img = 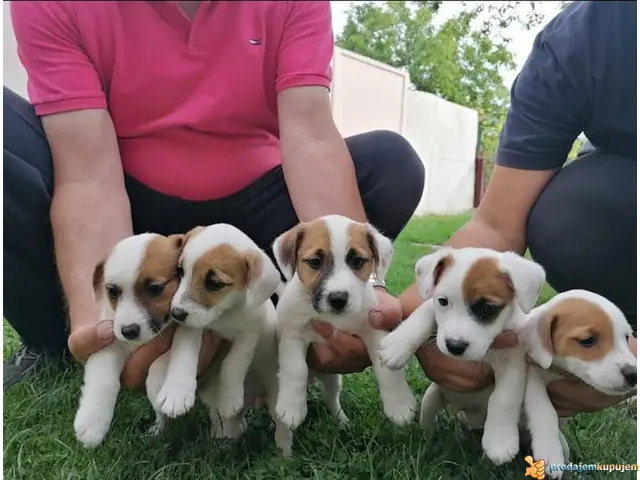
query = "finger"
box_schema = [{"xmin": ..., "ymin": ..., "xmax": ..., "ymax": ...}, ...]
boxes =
[
  {"xmin": 311, "ymin": 320, "xmax": 336, "ymax": 339},
  {"xmin": 369, "ymin": 304, "xmax": 403, "ymax": 331},
  {"xmin": 196, "ymin": 331, "xmax": 223, "ymax": 377},
  {"xmin": 121, "ymin": 324, "xmax": 177, "ymax": 390},
  {"xmin": 68, "ymin": 320, "xmax": 115, "ymax": 361},
  {"xmin": 491, "ymin": 330, "xmax": 519, "ymax": 349}
]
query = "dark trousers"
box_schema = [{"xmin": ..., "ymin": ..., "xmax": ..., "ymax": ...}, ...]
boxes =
[
  {"xmin": 527, "ymin": 148, "xmax": 637, "ymax": 328},
  {"xmin": 3, "ymin": 87, "xmax": 426, "ymax": 354}
]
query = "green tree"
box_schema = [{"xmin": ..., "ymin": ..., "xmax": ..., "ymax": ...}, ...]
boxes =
[{"xmin": 337, "ymin": 1, "xmax": 551, "ymax": 158}]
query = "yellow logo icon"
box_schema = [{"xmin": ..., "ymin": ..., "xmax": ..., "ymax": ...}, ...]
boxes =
[{"xmin": 525, "ymin": 456, "xmax": 546, "ymax": 479}]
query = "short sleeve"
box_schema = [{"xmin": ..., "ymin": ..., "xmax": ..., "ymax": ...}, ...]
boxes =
[
  {"xmin": 495, "ymin": 4, "xmax": 594, "ymax": 171},
  {"xmin": 275, "ymin": 1, "xmax": 334, "ymax": 93},
  {"xmin": 10, "ymin": 1, "xmax": 107, "ymax": 116}
]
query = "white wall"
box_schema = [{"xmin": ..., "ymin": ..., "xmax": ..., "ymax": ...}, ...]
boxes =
[{"xmin": 3, "ymin": 1, "xmax": 27, "ymax": 98}]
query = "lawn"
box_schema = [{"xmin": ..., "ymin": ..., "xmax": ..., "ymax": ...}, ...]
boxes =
[{"xmin": 3, "ymin": 214, "xmax": 637, "ymax": 479}]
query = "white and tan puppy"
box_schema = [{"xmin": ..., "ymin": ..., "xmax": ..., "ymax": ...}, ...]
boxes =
[
  {"xmin": 73, "ymin": 233, "xmax": 183, "ymax": 447},
  {"xmin": 518, "ymin": 290, "xmax": 637, "ymax": 478},
  {"xmin": 378, "ymin": 247, "xmax": 546, "ymax": 465},
  {"xmin": 273, "ymin": 214, "xmax": 417, "ymax": 431},
  {"xmin": 151, "ymin": 224, "xmax": 294, "ymax": 455}
]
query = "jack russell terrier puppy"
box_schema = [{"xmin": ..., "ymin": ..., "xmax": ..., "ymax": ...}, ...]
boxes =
[
  {"xmin": 73, "ymin": 233, "xmax": 184, "ymax": 447},
  {"xmin": 272, "ymin": 214, "xmax": 417, "ymax": 431},
  {"xmin": 518, "ymin": 289, "xmax": 637, "ymax": 479},
  {"xmin": 150, "ymin": 224, "xmax": 294, "ymax": 456},
  {"xmin": 378, "ymin": 247, "xmax": 546, "ymax": 465}
]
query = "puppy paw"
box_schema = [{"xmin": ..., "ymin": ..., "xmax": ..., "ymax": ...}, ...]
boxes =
[
  {"xmin": 378, "ymin": 335, "xmax": 413, "ymax": 371},
  {"xmin": 156, "ymin": 379, "xmax": 197, "ymax": 418},
  {"xmin": 215, "ymin": 386, "xmax": 245, "ymax": 420},
  {"xmin": 419, "ymin": 409, "xmax": 438, "ymax": 431},
  {"xmin": 482, "ymin": 423, "xmax": 519, "ymax": 465},
  {"xmin": 74, "ymin": 407, "xmax": 111, "ymax": 448},
  {"xmin": 275, "ymin": 397, "xmax": 308, "ymax": 430},
  {"xmin": 336, "ymin": 409, "xmax": 350, "ymax": 425},
  {"xmin": 383, "ymin": 389, "xmax": 417, "ymax": 425},
  {"xmin": 222, "ymin": 418, "xmax": 247, "ymax": 439}
]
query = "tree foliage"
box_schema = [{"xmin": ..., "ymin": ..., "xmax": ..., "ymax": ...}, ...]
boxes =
[{"xmin": 336, "ymin": 1, "xmax": 553, "ymax": 157}]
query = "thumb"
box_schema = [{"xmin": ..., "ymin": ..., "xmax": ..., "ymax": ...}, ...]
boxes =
[
  {"xmin": 524, "ymin": 455, "xmax": 533, "ymax": 466},
  {"xmin": 68, "ymin": 320, "xmax": 115, "ymax": 361},
  {"xmin": 311, "ymin": 320, "xmax": 335, "ymax": 339}
]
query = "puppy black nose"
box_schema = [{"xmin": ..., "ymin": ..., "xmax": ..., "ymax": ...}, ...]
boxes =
[
  {"xmin": 120, "ymin": 323, "xmax": 140, "ymax": 340},
  {"xmin": 171, "ymin": 307, "xmax": 188, "ymax": 322},
  {"xmin": 327, "ymin": 291, "xmax": 349, "ymax": 311},
  {"xmin": 445, "ymin": 339, "xmax": 469, "ymax": 356},
  {"xmin": 621, "ymin": 365, "xmax": 637, "ymax": 387}
]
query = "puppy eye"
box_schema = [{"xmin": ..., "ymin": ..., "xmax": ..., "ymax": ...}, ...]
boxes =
[
  {"xmin": 577, "ymin": 336, "xmax": 597, "ymax": 347},
  {"xmin": 348, "ymin": 255, "xmax": 367, "ymax": 271},
  {"xmin": 147, "ymin": 283, "xmax": 165, "ymax": 297},
  {"xmin": 176, "ymin": 264, "xmax": 184, "ymax": 278},
  {"xmin": 304, "ymin": 258, "xmax": 323, "ymax": 270},
  {"xmin": 204, "ymin": 272, "xmax": 226, "ymax": 291},
  {"xmin": 479, "ymin": 303, "xmax": 500, "ymax": 319},
  {"xmin": 436, "ymin": 296, "xmax": 449, "ymax": 307},
  {"xmin": 105, "ymin": 284, "xmax": 121, "ymax": 301}
]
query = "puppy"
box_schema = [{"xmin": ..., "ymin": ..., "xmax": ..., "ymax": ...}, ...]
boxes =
[
  {"xmin": 150, "ymin": 224, "xmax": 294, "ymax": 455},
  {"xmin": 272, "ymin": 214, "xmax": 417, "ymax": 431},
  {"xmin": 518, "ymin": 289, "xmax": 637, "ymax": 478},
  {"xmin": 73, "ymin": 233, "xmax": 183, "ymax": 447},
  {"xmin": 378, "ymin": 247, "xmax": 546, "ymax": 465}
]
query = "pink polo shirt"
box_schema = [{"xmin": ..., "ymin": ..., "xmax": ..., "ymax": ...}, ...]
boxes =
[{"xmin": 11, "ymin": 1, "xmax": 334, "ymax": 201}]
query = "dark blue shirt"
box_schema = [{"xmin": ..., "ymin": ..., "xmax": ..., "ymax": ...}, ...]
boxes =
[{"xmin": 496, "ymin": 1, "xmax": 637, "ymax": 170}]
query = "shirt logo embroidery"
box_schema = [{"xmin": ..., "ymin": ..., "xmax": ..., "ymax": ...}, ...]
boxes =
[{"xmin": 249, "ymin": 39, "xmax": 262, "ymax": 46}]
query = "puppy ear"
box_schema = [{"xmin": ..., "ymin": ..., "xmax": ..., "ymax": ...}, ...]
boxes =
[
  {"xmin": 168, "ymin": 234, "xmax": 186, "ymax": 252},
  {"xmin": 246, "ymin": 251, "xmax": 282, "ymax": 307},
  {"xmin": 518, "ymin": 307, "xmax": 557, "ymax": 369},
  {"xmin": 365, "ymin": 223, "xmax": 394, "ymax": 282},
  {"xmin": 272, "ymin": 224, "xmax": 304, "ymax": 281},
  {"xmin": 92, "ymin": 261, "xmax": 105, "ymax": 301},
  {"xmin": 499, "ymin": 252, "xmax": 546, "ymax": 313},
  {"xmin": 414, "ymin": 247, "xmax": 455, "ymax": 300},
  {"xmin": 184, "ymin": 226, "xmax": 205, "ymax": 245}
]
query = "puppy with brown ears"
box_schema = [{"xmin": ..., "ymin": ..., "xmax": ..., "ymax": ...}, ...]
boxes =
[
  {"xmin": 272, "ymin": 214, "xmax": 417, "ymax": 431},
  {"xmin": 518, "ymin": 290, "xmax": 637, "ymax": 479},
  {"xmin": 378, "ymin": 247, "xmax": 546, "ymax": 465},
  {"xmin": 73, "ymin": 233, "xmax": 184, "ymax": 448},
  {"xmin": 151, "ymin": 224, "xmax": 294, "ymax": 455}
]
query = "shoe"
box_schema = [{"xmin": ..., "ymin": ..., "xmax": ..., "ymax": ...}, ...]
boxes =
[{"xmin": 3, "ymin": 344, "xmax": 45, "ymax": 392}]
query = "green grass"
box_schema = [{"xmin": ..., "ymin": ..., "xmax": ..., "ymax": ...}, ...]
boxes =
[{"xmin": 3, "ymin": 214, "xmax": 636, "ymax": 479}]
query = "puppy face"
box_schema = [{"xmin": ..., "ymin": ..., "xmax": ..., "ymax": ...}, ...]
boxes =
[
  {"xmin": 93, "ymin": 233, "xmax": 184, "ymax": 343},
  {"xmin": 171, "ymin": 224, "xmax": 281, "ymax": 328},
  {"xmin": 519, "ymin": 290, "xmax": 636, "ymax": 396},
  {"xmin": 272, "ymin": 215, "xmax": 393, "ymax": 316},
  {"xmin": 414, "ymin": 247, "xmax": 545, "ymax": 361}
]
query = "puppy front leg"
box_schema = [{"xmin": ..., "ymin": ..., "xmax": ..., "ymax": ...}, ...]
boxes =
[
  {"xmin": 275, "ymin": 334, "xmax": 310, "ymax": 430},
  {"xmin": 481, "ymin": 352, "xmax": 526, "ymax": 465},
  {"xmin": 525, "ymin": 367, "xmax": 565, "ymax": 479},
  {"xmin": 378, "ymin": 299, "xmax": 435, "ymax": 370},
  {"xmin": 157, "ymin": 325, "xmax": 203, "ymax": 418},
  {"xmin": 74, "ymin": 344, "xmax": 127, "ymax": 448},
  {"xmin": 363, "ymin": 329, "xmax": 416, "ymax": 425},
  {"xmin": 214, "ymin": 332, "xmax": 260, "ymax": 420}
]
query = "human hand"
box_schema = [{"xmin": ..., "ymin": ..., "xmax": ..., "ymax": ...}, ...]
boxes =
[
  {"xmin": 306, "ymin": 288, "xmax": 403, "ymax": 374},
  {"xmin": 544, "ymin": 335, "xmax": 637, "ymax": 417},
  {"xmin": 415, "ymin": 330, "xmax": 519, "ymax": 391},
  {"xmin": 68, "ymin": 319, "xmax": 225, "ymax": 391}
]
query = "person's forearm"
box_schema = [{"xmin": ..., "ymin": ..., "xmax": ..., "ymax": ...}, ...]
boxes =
[
  {"xmin": 51, "ymin": 182, "xmax": 132, "ymax": 329},
  {"xmin": 281, "ymin": 137, "xmax": 367, "ymax": 223},
  {"xmin": 446, "ymin": 217, "xmax": 525, "ymax": 254}
]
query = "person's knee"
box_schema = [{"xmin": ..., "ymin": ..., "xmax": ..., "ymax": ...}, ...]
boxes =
[
  {"xmin": 526, "ymin": 152, "xmax": 636, "ymax": 316},
  {"xmin": 359, "ymin": 130, "xmax": 426, "ymax": 216}
]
